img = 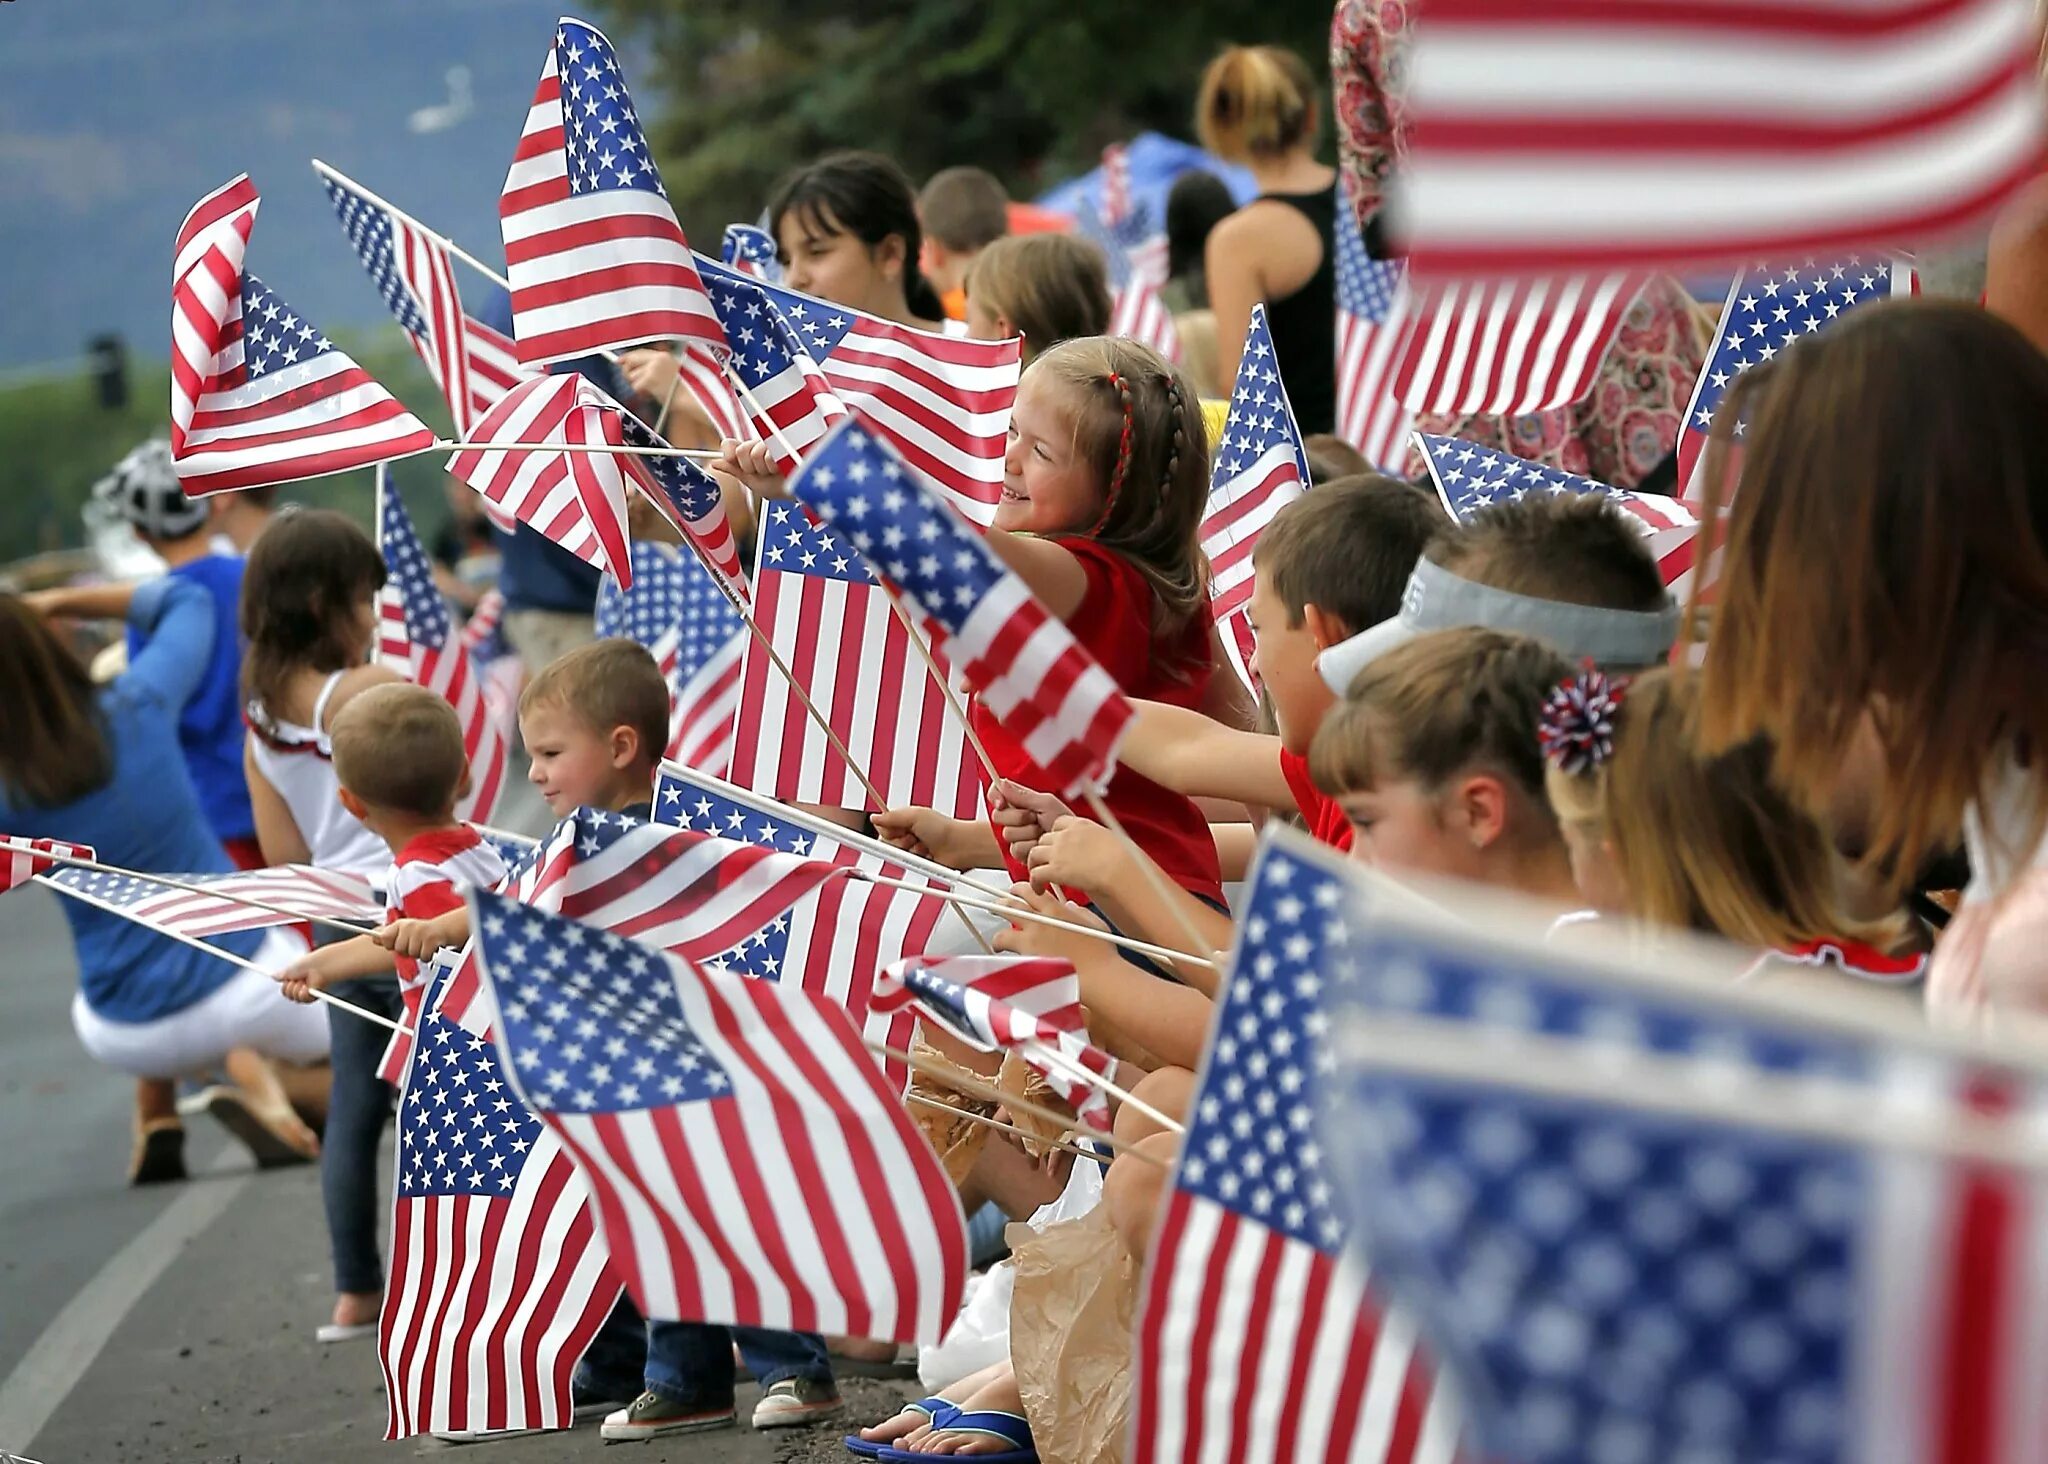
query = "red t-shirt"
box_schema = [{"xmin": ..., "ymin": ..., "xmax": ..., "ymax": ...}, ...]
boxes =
[
  {"xmin": 1280, "ymin": 747, "xmax": 1354, "ymax": 852},
  {"xmin": 970, "ymin": 539, "xmax": 1225, "ymax": 903}
]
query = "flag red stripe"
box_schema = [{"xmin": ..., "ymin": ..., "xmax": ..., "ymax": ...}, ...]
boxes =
[{"xmin": 1424, "ymin": 0, "xmax": 1987, "ymax": 37}]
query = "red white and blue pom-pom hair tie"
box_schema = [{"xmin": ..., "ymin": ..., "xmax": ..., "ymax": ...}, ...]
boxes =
[{"xmin": 1538, "ymin": 664, "xmax": 1631, "ymax": 775}]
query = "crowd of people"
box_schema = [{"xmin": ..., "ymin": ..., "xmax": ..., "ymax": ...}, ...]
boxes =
[{"xmin": 4, "ymin": 16, "xmax": 2048, "ymax": 1461}]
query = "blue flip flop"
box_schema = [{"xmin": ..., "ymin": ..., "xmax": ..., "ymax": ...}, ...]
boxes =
[
  {"xmin": 844, "ymin": 1397, "xmax": 959, "ymax": 1458},
  {"xmin": 876, "ymin": 1408, "xmax": 1036, "ymax": 1463}
]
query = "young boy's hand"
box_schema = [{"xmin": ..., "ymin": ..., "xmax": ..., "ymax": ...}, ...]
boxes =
[
  {"xmin": 708, "ymin": 438, "xmax": 788, "ymax": 500},
  {"xmin": 873, "ymin": 807, "xmax": 980, "ymax": 870},
  {"xmin": 371, "ymin": 908, "xmax": 469, "ymax": 961},
  {"xmin": 994, "ymin": 883, "xmax": 1111, "ymax": 968},
  {"xmin": 1026, "ymin": 815, "xmax": 1130, "ymax": 900},
  {"xmin": 990, "ymin": 780, "xmax": 1070, "ymax": 865},
  {"xmin": 275, "ymin": 952, "xmax": 330, "ymax": 1005}
]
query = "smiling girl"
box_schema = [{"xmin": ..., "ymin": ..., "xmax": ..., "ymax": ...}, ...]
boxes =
[{"xmin": 765, "ymin": 150, "xmax": 949, "ymax": 330}]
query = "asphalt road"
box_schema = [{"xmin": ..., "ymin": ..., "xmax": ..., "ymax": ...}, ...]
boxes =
[{"xmin": 0, "ymin": 848, "xmax": 912, "ymax": 1464}]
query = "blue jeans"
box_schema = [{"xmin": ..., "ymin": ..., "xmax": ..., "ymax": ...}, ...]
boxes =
[
  {"xmin": 576, "ymin": 1293, "xmax": 834, "ymax": 1408},
  {"xmin": 321, "ymin": 977, "xmax": 400, "ymax": 1294}
]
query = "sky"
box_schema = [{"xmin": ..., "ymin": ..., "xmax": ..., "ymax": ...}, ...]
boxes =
[{"xmin": 0, "ymin": 0, "xmax": 585, "ymax": 371}]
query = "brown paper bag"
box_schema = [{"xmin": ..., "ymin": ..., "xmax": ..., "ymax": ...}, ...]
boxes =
[{"xmin": 1008, "ymin": 1206, "xmax": 1139, "ymax": 1464}]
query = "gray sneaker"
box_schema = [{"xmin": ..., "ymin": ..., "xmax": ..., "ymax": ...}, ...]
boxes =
[
  {"xmin": 750, "ymin": 1377, "xmax": 843, "ymax": 1429},
  {"xmin": 600, "ymin": 1390, "xmax": 736, "ymax": 1442}
]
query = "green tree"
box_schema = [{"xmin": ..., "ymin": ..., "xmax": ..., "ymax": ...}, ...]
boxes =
[{"xmin": 597, "ymin": 0, "xmax": 1335, "ymax": 238}]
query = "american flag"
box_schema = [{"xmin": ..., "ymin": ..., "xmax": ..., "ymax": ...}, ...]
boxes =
[
  {"xmin": 722, "ymin": 222, "xmax": 782, "ymax": 283},
  {"xmin": 1394, "ymin": 0, "xmax": 2048, "ymax": 278},
  {"xmin": 671, "ymin": 343, "xmax": 752, "ymax": 446},
  {"xmin": 618, "ymin": 413, "xmax": 748, "ymax": 598},
  {"xmin": 1417, "ymin": 434, "xmax": 1700, "ymax": 600},
  {"xmin": 379, "ymin": 963, "xmax": 619, "ymax": 1439},
  {"xmin": 698, "ymin": 254, "xmax": 1020, "ymax": 523},
  {"xmin": 1332, "ymin": 183, "xmax": 1413, "ymax": 474},
  {"xmin": 703, "ymin": 270, "xmax": 850, "ymax": 469},
  {"xmin": 1677, "ymin": 258, "xmax": 1914, "ymax": 498},
  {"xmin": 445, "ymin": 372, "xmax": 635, "ymax": 588},
  {"xmin": 1132, "ymin": 836, "xmax": 1448, "ymax": 1464},
  {"xmin": 469, "ymin": 887, "xmax": 969, "ymax": 1341},
  {"xmin": 375, "ymin": 472, "xmax": 509, "ymax": 824},
  {"xmin": 499, "ymin": 18, "xmax": 724, "ymax": 367},
  {"xmin": 595, "ymin": 542, "xmax": 744, "ymax": 774},
  {"xmin": 1205, "ymin": 303, "xmax": 1312, "ymax": 625},
  {"xmin": 1099, "ymin": 143, "xmax": 1134, "ymax": 229},
  {"xmin": 791, "ymin": 417, "xmax": 1132, "ymax": 798},
  {"xmin": 1, "ymin": 836, "xmax": 96, "ymax": 894},
  {"xmin": 1073, "ymin": 184, "xmax": 1181, "ymax": 364},
  {"xmin": 459, "ymin": 587, "xmax": 508, "ymax": 661},
  {"xmin": 729, "ymin": 500, "xmax": 983, "ymax": 817},
  {"xmin": 1391, "ymin": 272, "xmax": 1644, "ymax": 418},
  {"xmin": 322, "ymin": 171, "xmax": 531, "ymax": 435},
  {"xmin": 874, "ymin": 955, "xmax": 1114, "ymax": 1132},
  {"xmin": 653, "ymin": 766, "xmax": 945, "ymax": 1096},
  {"xmin": 169, "ymin": 177, "xmax": 435, "ymax": 496},
  {"xmin": 36, "ymin": 862, "xmax": 379, "ymax": 938},
  {"xmin": 1317, "ymin": 874, "xmax": 2048, "ymax": 1464}
]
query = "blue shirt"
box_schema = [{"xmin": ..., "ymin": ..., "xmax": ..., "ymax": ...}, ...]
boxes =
[
  {"xmin": 127, "ymin": 554, "xmax": 255, "ymax": 843},
  {"xmin": 5, "ymin": 578, "xmax": 260, "ymax": 1022}
]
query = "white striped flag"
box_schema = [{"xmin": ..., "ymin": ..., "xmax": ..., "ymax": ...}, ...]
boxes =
[
  {"xmin": 1332, "ymin": 182, "xmax": 1414, "ymax": 474},
  {"xmin": 1132, "ymin": 834, "xmax": 1450, "ymax": 1464},
  {"xmin": 596, "ymin": 542, "xmax": 745, "ymax": 775},
  {"xmin": 1391, "ymin": 271, "xmax": 1646, "ymax": 418},
  {"xmin": 729, "ymin": 500, "xmax": 983, "ymax": 817},
  {"xmin": 618, "ymin": 414, "xmax": 748, "ymax": 598},
  {"xmin": 499, "ymin": 17, "xmax": 725, "ymax": 368},
  {"xmin": 469, "ymin": 887, "xmax": 969, "ymax": 1341},
  {"xmin": 875, "ymin": 955, "xmax": 1115, "ymax": 1132},
  {"xmin": 444, "ymin": 372, "xmax": 635, "ymax": 588},
  {"xmin": 703, "ymin": 271, "xmax": 850, "ymax": 470},
  {"xmin": 1417, "ymin": 433, "xmax": 1701, "ymax": 599},
  {"xmin": 1, "ymin": 836, "xmax": 96, "ymax": 894},
  {"xmin": 722, "ymin": 223, "xmax": 783, "ymax": 283},
  {"xmin": 379, "ymin": 961, "xmax": 620, "ymax": 1439},
  {"xmin": 1677, "ymin": 256, "xmax": 1914, "ymax": 499},
  {"xmin": 1394, "ymin": 0, "xmax": 2048, "ymax": 279},
  {"xmin": 790, "ymin": 417, "xmax": 1134, "ymax": 799},
  {"xmin": 698, "ymin": 254, "xmax": 1020, "ymax": 523},
  {"xmin": 169, "ymin": 176, "xmax": 435, "ymax": 495},
  {"xmin": 1205, "ymin": 303, "xmax": 1312, "ymax": 625},
  {"xmin": 375, "ymin": 472, "xmax": 510, "ymax": 824},
  {"xmin": 35, "ymin": 862, "xmax": 379, "ymax": 938},
  {"xmin": 653, "ymin": 767, "xmax": 948, "ymax": 1097}
]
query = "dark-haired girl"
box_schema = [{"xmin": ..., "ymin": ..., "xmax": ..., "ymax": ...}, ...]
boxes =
[{"xmin": 767, "ymin": 150, "xmax": 950, "ymax": 330}]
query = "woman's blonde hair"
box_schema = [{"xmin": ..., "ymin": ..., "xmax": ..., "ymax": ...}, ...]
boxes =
[
  {"xmin": 1552, "ymin": 669, "xmax": 1888, "ymax": 950},
  {"xmin": 1025, "ymin": 336, "xmax": 1211, "ymax": 658},
  {"xmin": 1196, "ymin": 45, "xmax": 1318, "ymax": 162},
  {"xmin": 966, "ymin": 235, "xmax": 1112, "ymax": 364}
]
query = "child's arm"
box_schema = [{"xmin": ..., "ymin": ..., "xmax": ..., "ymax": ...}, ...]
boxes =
[
  {"xmin": 871, "ymin": 806, "xmax": 1003, "ymax": 871},
  {"xmin": 244, "ymin": 739, "xmax": 314, "ymax": 867},
  {"xmin": 372, "ymin": 906, "xmax": 471, "ymax": 961},
  {"xmin": 275, "ymin": 934, "xmax": 395, "ymax": 1004},
  {"xmin": 24, "ymin": 581, "xmax": 140, "ymax": 622},
  {"xmin": 994, "ymin": 888, "xmax": 1214, "ymax": 1072},
  {"xmin": 1116, "ymin": 698, "xmax": 1295, "ymax": 810},
  {"xmin": 1024, "ymin": 816, "xmax": 1232, "ymax": 992}
]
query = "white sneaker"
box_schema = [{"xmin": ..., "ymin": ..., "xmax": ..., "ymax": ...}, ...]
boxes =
[
  {"xmin": 429, "ymin": 1427, "xmax": 541, "ymax": 1444},
  {"xmin": 750, "ymin": 1378, "xmax": 843, "ymax": 1429}
]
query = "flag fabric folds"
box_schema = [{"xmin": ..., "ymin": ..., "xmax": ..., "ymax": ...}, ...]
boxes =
[
  {"xmin": 617, "ymin": 414, "xmax": 749, "ymax": 599},
  {"xmin": 499, "ymin": 17, "xmax": 724, "ymax": 366},
  {"xmin": 469, "ymin": 888, "xmax": 969, "ymax": 1341},
  {"xmin": 1074, "ymin": 171, "xmax": 1182, "ymax": 364},
  {"xmin": 169, "ymin": 176, "xmax": 434, "ymax": 495},
  {"xmin": 1332, "ymin": 183, "xmax": 1415, "ymax": 474},
  {"xmin": 595, "ymin": 542, "xmax": 745, "ymax": 775},
  {"xmin": 1204, "ymin": 303, "xmax": 1312, "ymax": 627},
  {"xmin": 41, "ymin": 863, "xmax": 380, "ymax": 939},
  {"xmin": 1, "ymin": 836, "xmax": 97, "ymax": 895},
  {"xmin": 1390, "ymin": 272, "xmax": 1645, "ymax": 419},
  {"xmin": 788, "ymin": 417, "xmax": 1133, "ymax": 799},
  {"xmin": 703, "ymin": 271, "xmax": 851, "ymax": 470},
  {"xmin": 379, "ymin": 962, "xmax": 619, "ymax": 1438},
  {"xmin": 375, "ymin": 473, "xmax": 510, "ymax": 824},
  {"xmin": 1394, "ymin": 0, "xmax": 2048, "ymax": 278}
]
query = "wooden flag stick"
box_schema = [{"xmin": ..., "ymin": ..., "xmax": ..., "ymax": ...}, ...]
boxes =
[
  {"xmin": 904, "ymin": 1093, "xmax": 1102, "ymax": 1164},
  {"xmin": 10, "ymin": 841, "xmax": 373, "ymax": 941},
  {"xmin": 39, "ymin": 878, "xmax": 407, "ymax": 1035},
  {"xmin": 876, "ymin": 1038, "xmax": 1165, "ymax": 1168},
  {"xmin": 312, "ymin": 159, "xmax": 508, "ymax": 295},
  {"xmin": 437, "ymin": 437, "xmax": 721, "ymax": 462}
]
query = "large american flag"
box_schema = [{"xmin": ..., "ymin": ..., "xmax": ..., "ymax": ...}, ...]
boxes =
[
  {"xmin": 169, "ymin": 177, "xmax": 434, "ymax": 496},
  {"xmin": 36, "ymin": 862, "xmax": 379, "ymax": 938},
  {"xmin": 653, "ymin": 766, "xmax": 944, "ymax": 1097},
  {"xmin": 791, "ymin": 417, "xmax": 1132, "ymax": 799},
  {"xmin": 1394, "ymin": 0, "xmax": 2048, "ymax": 279},
  {"xmin": 1417, "ymin": 434, "xmax": 1700, "ymax": 600},
  {"xmin": 1319, "ymin": 873, "xmax": 2048, "ymax": 1464},
  {"xmin": 499, "ymin": 18, "xmax": 724, "ymax": 367},
  {"xmin": 375, "ymin": 472, "xmax": 509, "ymax": 823},
  {"xmin": 1133, "ymin": 836, "xmax": 1448, "ymax": 1464},
  {"xmin": 470, "ymin": 887, "xmax": 969, "ymax": 1341},
  {"xmin": 729, "ymin": 500, "xmax": 982, "ymax": 817},
  {"xmin": 1677, "ymin": 257, "xmax": 1914, "ymax": 498},
  {"xmin": 722, "ymin": 223, "xmax": 782, "ymax": 283},
  {"xmin": 698, "ymin": 254, "xmax": 1020, "ymax": 523},
  {"xmin": 1332, "ymin": 185, "xmax": 1413, "ymax": 474},
  {"xmin": 1, "ymin": 836, "xmax": 96, "ymax": 895},
  {"xmin": 445, "ymin": 372, "xmax": 636, "ymax": 588},
  {"xmin": 1205, "ymin": 303, "xmax": 1312, "ymax": 627},
  {"xmin": 595, "ymin": 541, "xmax": 744, "ymax": 775},
  {"xmin": 322, "ymin": 171, "xmax": 530, "ymax": 435},
  {"xmin": 379, "ymin": 964, "xmax": 619, "ymax": 1439}
]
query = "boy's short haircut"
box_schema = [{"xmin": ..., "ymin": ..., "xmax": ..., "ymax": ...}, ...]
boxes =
[
  {"xmin": 1430, "ymin": 494, "xmax": 1667, "ymax": 614},
  {"xmin": 1252, "ymin": 474, "xmax": 1444, "ymax": 637},
  {"xmin": 1302, "ymin": 433, "xmax": 1371, "ymax": 485},
  {"xmin": 519, "ymin": 638, "xmax": 670, "ymax": 769},
  {"xmin": 331, "ymin": 683, "xmax": 468, "ymax": 817},
  {"xmin": 919, "ymin": 167, "xmax": 1009, "ymax": 251}
]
